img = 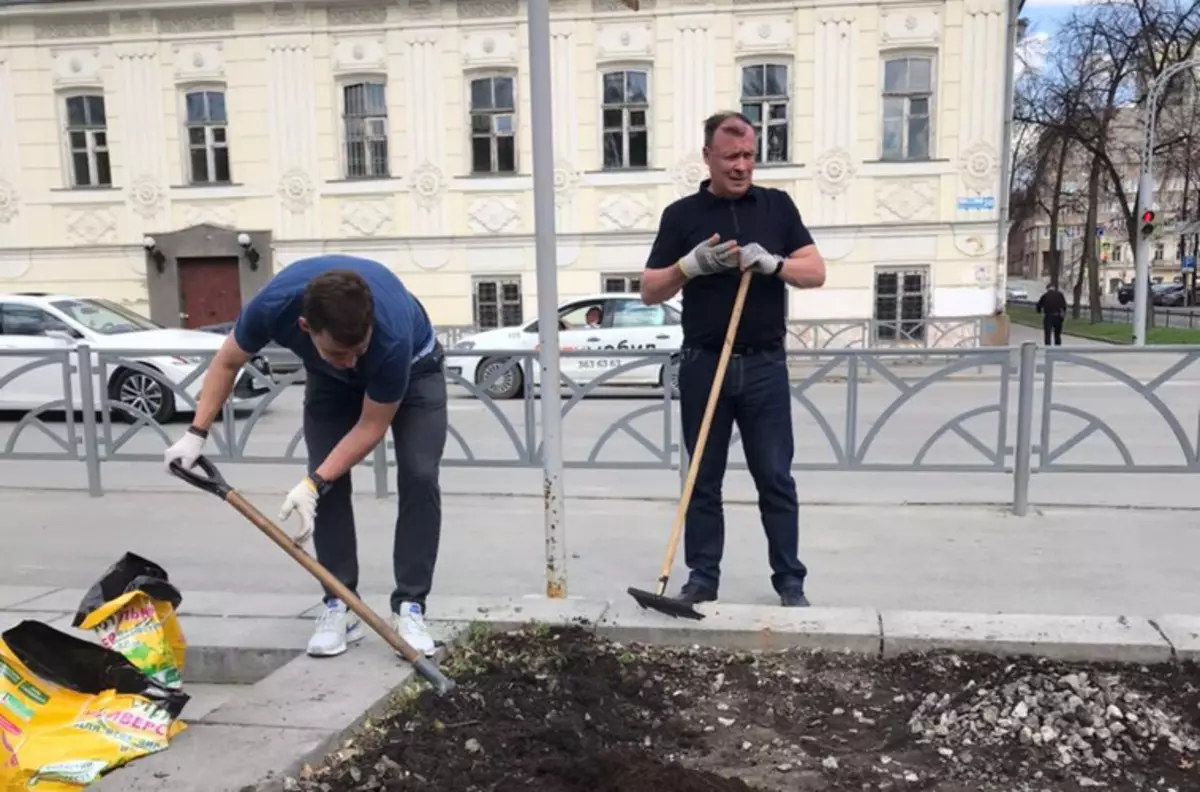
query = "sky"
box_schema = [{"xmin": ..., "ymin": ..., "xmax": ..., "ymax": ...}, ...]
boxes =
[{"xmin": 1016, "ymin": 0, "xmax": 1083, "ymax": 74}]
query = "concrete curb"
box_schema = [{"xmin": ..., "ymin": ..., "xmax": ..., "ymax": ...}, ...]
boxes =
[{"xmin": 5, "ymin": 593, "xmax": 1195, "ymax": 792}]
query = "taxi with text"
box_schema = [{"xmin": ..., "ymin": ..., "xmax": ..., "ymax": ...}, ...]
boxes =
[{"xmin": 444, "ymin": 293, "xmax": 684, "ymax": 399}]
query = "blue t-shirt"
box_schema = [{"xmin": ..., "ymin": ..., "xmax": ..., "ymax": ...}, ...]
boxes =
[{"xmin": 233, "ymin": 255, "xmax": 435, "ymax": 404}]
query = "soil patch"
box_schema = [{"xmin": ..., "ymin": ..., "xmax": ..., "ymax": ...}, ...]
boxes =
[{"xmin": 290, "ymin": 625, "xmax": 1200, "ymax": 792}]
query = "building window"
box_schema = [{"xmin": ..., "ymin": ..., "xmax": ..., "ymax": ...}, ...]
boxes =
[
  {"xmin": 183, "ymin": 89, "xmax": 230, "ymax": 184},
  {"xmin": 740, "ymin": 63, "xmax": 789, "ymax": 163},
  {"xmin": 601, "ymin": 69, "xmax": 649, "ymax": 169},
  {"xmin": 469, "ymin": 75, "xmax": 516, "ymax": 174},
  {"xmin": 602, "ymin": 273, "xmax": 642, "ymax": 294},
  {"xmin": 881, "ymin": 55, "xmax": 933, "ymax": 161},
  {"xmin": 473, "ymin": 277, "xmax": 523, "ymax": 329},
  {"xmin": 874, "ymin": 267, "xmax": 928, "ymax": 343},
  {"xmin": 342, "ymin": 80, "xmax": 389, "ymax": 178},
  {"xmin": 64, "ymin": 94, "xmax": 111, "ymax": 188}
]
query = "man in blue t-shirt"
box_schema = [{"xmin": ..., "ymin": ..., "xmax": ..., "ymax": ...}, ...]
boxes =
[{"xmin": 163, "ymin": 255, "xmax": 447, "ymax": 659}]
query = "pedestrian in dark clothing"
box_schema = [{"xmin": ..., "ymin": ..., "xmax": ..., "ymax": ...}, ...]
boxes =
[
  {"xmin": 640, "ymin": 111, "xmax": 826, "ymax": 608},
  {"xmin": 1036, "ymin": 284, "xmax": 1068, "ymax": 346}
]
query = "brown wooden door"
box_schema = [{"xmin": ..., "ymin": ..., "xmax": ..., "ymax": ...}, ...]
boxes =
[{"xmin": 177, "ymin": 257, "xmax": 242, "ymax": 328}]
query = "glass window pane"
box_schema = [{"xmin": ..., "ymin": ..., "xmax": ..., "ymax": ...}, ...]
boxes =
[
  {"xmin": 365, "ymin": 83, "xmax": 386, "ymax": 114},
  {"xmin": 69, "ymin": 131, "xmax": 87, "ymax": 150},
  {"xmin": 471, "ymin": 113, "xmax": 490, "ymax": 133},
  {"xmin": 493, "ymin": 114, "xmax": 513, "ymax": 135},
  {"xmin": 72, "ymin": 153, "xmax": 89, "ymax": 186},
  {"xmin": 187, "ymin": 126, "xmax": 206, "ymax": 145},
  {"xmin": 883, "ymin": 96, "xmax": 905, "ymax": 120},
  {"xmin": 907, "ymin": 116, "xmax": 930, "ymax": 159},
  {"xmin": 602, "ymin": 108, "xmax": 622, "ymax": 129},
  {"xmin": 741, "ymin": 102, "xmax": 762, "ymax": 123},
  {"xmin": 211, "ymin": 126, "xmax": 226, "ymax": 144},
  {"xmin": 629, "ymin": 109, "xmax": 646, "ymax": 128},
  {"xmin": 370, "ymin": 139, "xmax": 388, "ymax": 175},
  {"xmin": 345, "ymin": 117, "xmax": 364, "ymax": 141},
  {"xmin": 876, "ymin": 272, "xmax": 898, "ymax": 295},
  {"xmin": 213, "ymin": 147, "xmax": 230, "ymax": 182},
  {"xmin": 494, "ymin": 77, "xmax": 514, "ymax": 110},
  {"xmin": 602, "ymin": 72, "xmax": 625, "ymax": 105},
  {"xmin": 185, "ymin": 92, "xmax": 206, "ymax": 123},
  {"xmin": 909, "ymin": 97, "xmax": 929, "ymax": 116},
  {"xmin": 190, "ymin": 148, "xmax": 209, "ymax": 182},
  {"xmin": 902, "ymin": 274, "xmax": 924, "ymax": 293},
  {"xmin": 93, "ymin": 131, "xmax": 107, "ymax": 148},
  {"xmin": 85, "ymin": 95, "xmax": 105, "ymax": 124},
  {"xmin": 765, "ymin": 64, "xmax": 787, "ymax": 95},
  {"xmin": 471, "ymin": 136, "xmax": 492, "ymax": 172},
  {"xmin": 766, "ymin": 125, "xmax": 788, "ymax": 162},
  {"xmin": 207, "ymin": 91, "xmax": 227, "ymax": 122},
  {"xmin": 628, "ymin": 131, "xmax": 647, "ymax": 167},
  {"xmin": 345, "ymin": 141, "xmax": 365, "ymax": 177},
  {"xmin": 741, "ymin": 65, "xmax": 764, "ymax": 98},
  {"xmin": 882, "ymin": 118, "xmax": 903, "ymax": 158},
  {"xmin": 344, "ymin": 83, "xmax": 364, "ymax": 115},
  {"xmin": 908, "ymin": 58, "xmax": 932, "ymax": 92},
  {"xmin": 883, "ymin": 59, "xmax": 907, "ymax": 92},
  {"xmin": 496, "ymin": 135, "xmax": 515, "ymax": 172},
  {"xmin": 66, "ymin": 97, "xmax": 86, "ymax": 127},
  {"xmin": 501, "ymin": 282, "xmax": 520, "ymax": 301},
  {"xmin": 602, "ymin": 131, "xmax": 623, "ymax": 168},
  {"xmin": 470, "ymin": 79, "xmax": 492, "ymax": 110},
  {"xmin": 768, "ymin": 102, "xmax": 787, "ymax": 120},
  {"xmin": 626, "ymin": 71, "xmax": 647, "ymax": 103}
]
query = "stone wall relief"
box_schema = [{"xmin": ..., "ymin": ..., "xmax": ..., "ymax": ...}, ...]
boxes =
[
  {"xmin": 671, "ymin": 153, "xmax": 707, "ymax": 197},
  {"xmin": 879, "ymin": 8, "xmax": 941, "ymax": 44},
  {"xmin": 456, "ymin": 0, "xmax": 519, "ymax": 20},
  {"xmin": 461, "ymin": 30, "xmax": 518, "ymax": 68},
  {"xmin": 410, "ymin": 161, "xmax": 446, "ymax": 210},
  {"xmin": 128, "ymin": 176, "xmax": 167, "ymax": 220},
  {"xmin": 595, "ymin": 22, "xmax": 655, "ymax": 61},
  {"xmin": 326, "ymin": 5, "xmax": 388, "ymax": 26},
  {"xmin": 876, "ymin": 179, "xmax": 937, "ymax": 222},
  {"xmin": 0, "ymin": 179, "xmax": 19, "ymax": 224},
  {"xmin": 593, "ymin": 0, "xmax": 657, "ymax": 11},
  {"xmin": 733, "ymin": 14, "xmax": 794, "ymax": 54},
  {"xmin": 35, "ymin": 17, "xmax": 109, "ymax": 40},
  {"xmin": 51, "ymin": 49, "xmax": 103, "ymax": 88},
  {"xmin": 958, "ymin": 141, "xmax": 999, "ymax": 194},
  {"xmin": 553, "ymin": 160, "xmax": 580, "ymax": 207},
  {"xmin": 341, "ymin": 199, "xmax": 394, "ymax": 236},
  {"xmin": 267, "ymin": 4, "xmax": 307, "ymax": 28},
  {"xmin": 954, "ymin": 229, "xmax": 998, "ymax": 258},
  {"xmin": 813, "ymin": 148, "xmax": 856, "ymax": 196},
  {"xmin": 182, "ymin": 204, "xmax": 236, "ymax": 228},
  {"xmin": 598, "ymin": 193, "xmax": 653, "ymax": 231},
  {"xmin": 156, "ymin": 11, "xmax": 234, "ymax": 35},
  {"xmin": 331, "ymin": 36, "xmax": 387, "ymax": 74},
  {"xmin": 468, "ymin": 196, "xmax": 521, "ymax": 233},
  {"xmin": 279, "ymin": 168, "xmax": 315, "ymax": 214},
  {"xmin": 173, "ymin": 42, "xmax": 224, "ymax": 82},
  {"xmin": 65, "ymin": 208, "xmax": 118, "ymax": 245}
]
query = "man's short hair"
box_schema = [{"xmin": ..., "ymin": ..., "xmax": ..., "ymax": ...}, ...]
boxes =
[
  {"xmin": 703, "ymin": 111, "xmax": 755, "ymax": 148},
  {"xmin": 302, "ymin": 269, "xmax": 375, "ymax": 345}
]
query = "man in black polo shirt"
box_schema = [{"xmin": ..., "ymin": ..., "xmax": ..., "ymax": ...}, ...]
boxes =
[{"xmin": 640, "ymin": 111, "xmax": 826, "ymax": 608}]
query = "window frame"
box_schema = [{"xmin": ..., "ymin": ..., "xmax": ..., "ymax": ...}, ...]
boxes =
[
  {"xmin": 467, "ymin": 72, "xmax": 518, "ymax": 175},
  {"xmin": 60, "ymin": 90, "xmax": 112, "ymax": 189},
  {"xmin": 599, "ymin": 66, "xmax": 651, "ymax": 170},
  {"xmin": 737, "ymin": 60, "xmax": 791, "ymax": 164},
  {"xmin": 879, "ymin": 50, "xmax": 936, "ymax": 162},
  {"xmin": 872, "ymin": 265, "xmax": 930, "ymax": 344},
  {"xmin": 179, "ymin": 84, "xmax": 231, "ymax": 185},
  {"xmin": 472, "ymin": 275, "xmax": 523, "ymax": 330},
  {"xmin": 600, "ymin": 272, "xmax": 643, "ymax": 294},
  {"xmin": 338, "ymin": 75, "xmax": 391, "ymax": 180}
]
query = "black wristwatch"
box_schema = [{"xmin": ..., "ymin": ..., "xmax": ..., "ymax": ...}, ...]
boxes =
[
  {"xmin": 308, "ymin": 472, "xmax": 333, "ymax": 496},
  {"xmin": 187, "ymin": 425, "xmax": 208, "ymax": 439}
]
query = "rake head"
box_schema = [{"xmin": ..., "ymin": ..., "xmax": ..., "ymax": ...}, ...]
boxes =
[{"xmin": 626, "ymin": 586, "xmax": 706, "ymax": 621}]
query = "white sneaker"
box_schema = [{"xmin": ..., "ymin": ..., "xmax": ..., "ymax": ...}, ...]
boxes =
[
  {"xmin": 392, "ymin": 601, "xmax": 436, "ymax": 657},
  {"xmin": 307, "ymin": 599, "xmax": 364, "ymax": 657}
]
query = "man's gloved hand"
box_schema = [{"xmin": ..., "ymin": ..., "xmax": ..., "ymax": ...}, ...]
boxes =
[
  {"xmin": 279, "ymin": 476, "xmax": 319, "ymax": 545},
  {"xmin": 679, "ymin": 234, "xmax": 741, "ymax": 279},
  {"xmin": 164, "ymin": 427, "xmax": 206, "ymax": 472},
  {"xmin": 739, "ymin": 243, "xmax": 785, "ymax": 277}
]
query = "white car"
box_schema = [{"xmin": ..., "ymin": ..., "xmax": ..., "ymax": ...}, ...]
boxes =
[
  {"xmin": 444, "ymin": 292, "xmax": 684, "ymax": 399},
  {"xmin": 0, "ymin": 293, "xmax": 272, "ymax": 423}
]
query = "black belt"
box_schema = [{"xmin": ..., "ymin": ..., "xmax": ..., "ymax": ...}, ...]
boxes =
[{"xmin": 692, "ymin": 340, "xmax": 783, "ymax": 356}]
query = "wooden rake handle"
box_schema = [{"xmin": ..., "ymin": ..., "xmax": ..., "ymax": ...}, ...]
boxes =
[{"xmin": 654, "ymin": 268, "xmax": 753, "ymax": 592}]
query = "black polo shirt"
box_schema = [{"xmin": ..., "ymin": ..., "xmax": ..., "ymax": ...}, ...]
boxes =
[{"xmin": 644, "ymin": 179, "xmax": 814, "ymax": 350}]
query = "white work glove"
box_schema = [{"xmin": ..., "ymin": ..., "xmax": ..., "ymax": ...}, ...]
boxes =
[
  {"xmin": 739, "ymin": 242, "xmax": 785, "ymax": 277},
  {"xmin": 279, "ymin": 476, "xmax": 319, "ymax": 545},
  {"xmin": 164, "ymin": 427, "xmax": 206, "ymax": 471},
  {"xmin": 679, "ymin": 234, "xmax": 741, "ymax": 279}
]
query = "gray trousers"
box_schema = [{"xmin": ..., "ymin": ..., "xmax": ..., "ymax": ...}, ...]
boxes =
[{"xmin": 302, "ymin": 346, "xmax": 448, "ymax": 614}]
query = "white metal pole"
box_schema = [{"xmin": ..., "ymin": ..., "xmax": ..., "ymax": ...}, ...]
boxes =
[
  {"xmin": 526, "ymin": 0, "xmax": 568, "ymax": 598},
  {"xmin": 1133, "ymin": 171, "xmax": 1153, "ymax": 345}
]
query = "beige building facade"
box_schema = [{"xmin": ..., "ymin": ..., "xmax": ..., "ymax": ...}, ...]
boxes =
[{"xmin": 0, "ymin": 0, "xmax": 1012, "ymax": 334}]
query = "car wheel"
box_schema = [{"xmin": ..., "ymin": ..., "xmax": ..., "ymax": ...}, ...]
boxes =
[
  {"xmin": 659, "ymin": 356, "xmax": 681, "ymax": 399},
  {"xmin": 109, "ymin": 366, "xmax": 177, "ymax": 424},
  {"xmin": 475, "ymin": 357, "xmax": 524, "ymax": 400}
]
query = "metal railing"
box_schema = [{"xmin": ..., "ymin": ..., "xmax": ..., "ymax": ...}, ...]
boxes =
[
  {"xmin": 1008, "ymin": 298, "xmax": 1200, "ymax": 329},
  {"xmin": 1, "ymin": 340, "xmax": 1197, "ymax": 515}
]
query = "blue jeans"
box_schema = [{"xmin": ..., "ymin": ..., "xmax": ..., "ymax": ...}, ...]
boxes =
[{"xmin": 677, "ymin": 344, "xmax": 807, "ymax": 595}]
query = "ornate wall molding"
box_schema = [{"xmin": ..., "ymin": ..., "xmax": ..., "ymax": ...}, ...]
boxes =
[{"xmin": 156, "ymin": 12, "xmax": 234, "ymax": 35}]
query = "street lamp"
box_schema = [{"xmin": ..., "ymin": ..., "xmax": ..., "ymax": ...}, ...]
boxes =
[
  {"xmin": 1133, "ymin": 58, "xmax": 1200, "ymax": 345},
  {"xmin": 526, "ymin": 0, "xmax": 640, "ymax": 599}
]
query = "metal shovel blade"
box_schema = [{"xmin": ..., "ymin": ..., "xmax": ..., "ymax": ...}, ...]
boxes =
[{"xmin": 626, "ymin": 586, "xmax": 706, "ymax": 621}]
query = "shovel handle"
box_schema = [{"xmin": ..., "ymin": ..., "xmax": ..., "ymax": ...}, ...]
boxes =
[{"xmin": 169, "ymin": 456, "xmax": 456, "ymax": 696}]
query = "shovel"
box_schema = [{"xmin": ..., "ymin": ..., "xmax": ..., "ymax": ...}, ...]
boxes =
[
  {"xmin": 627, "ymin": 268, "xmax": 752, "ymax": 620},
  {"xmin": 168, "ymin": 455, "xmax": 455, "ymax": 696}
]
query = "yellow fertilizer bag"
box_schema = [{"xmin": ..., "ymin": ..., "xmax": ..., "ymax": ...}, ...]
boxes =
[
  {"xmin": 71, "ymin": 553, "xmax": 187, "ymax": 690},
  {"xmin": 0, "ymin": 620, "xmax": 190, "ymax": 791}
]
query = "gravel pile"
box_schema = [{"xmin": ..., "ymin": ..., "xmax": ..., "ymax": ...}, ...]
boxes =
[{"xmin": 908, "ymin": 655, "xmax": 1200, "ymax": 782}]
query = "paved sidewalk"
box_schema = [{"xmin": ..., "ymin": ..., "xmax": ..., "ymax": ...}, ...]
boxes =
[{"xmin": 4, "ymin": 490, "xmax": 1197, "ymax": 618}]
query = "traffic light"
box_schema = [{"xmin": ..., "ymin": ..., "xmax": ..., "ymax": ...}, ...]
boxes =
[{"xmin": 1141, "ymin": 209, "xmax": 1156, "ymax": 237}]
